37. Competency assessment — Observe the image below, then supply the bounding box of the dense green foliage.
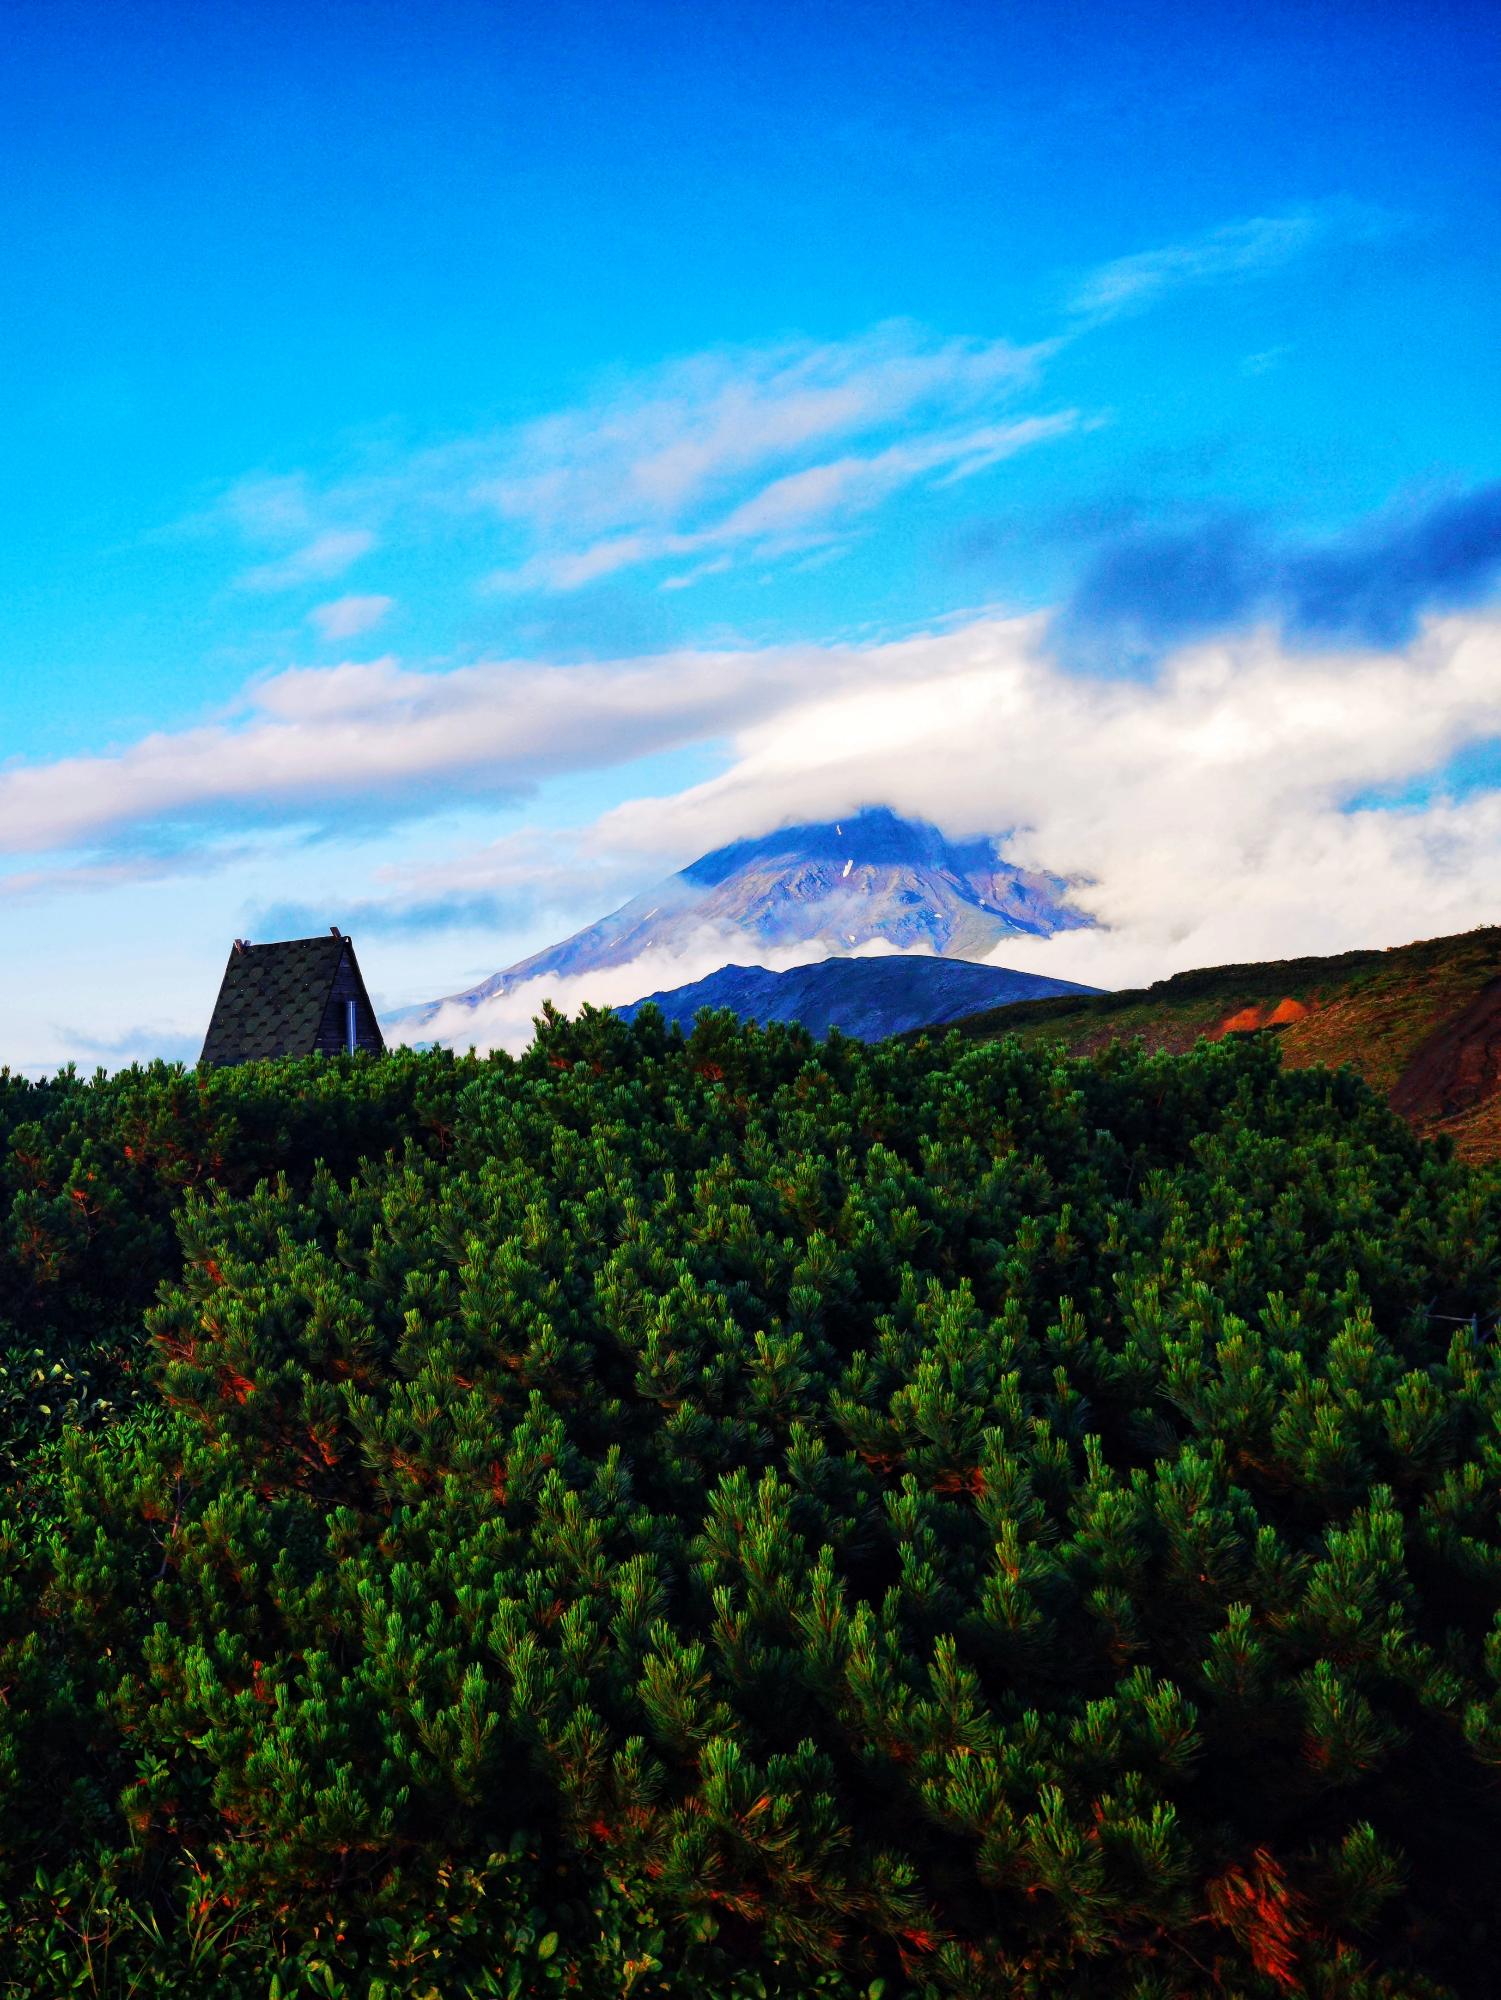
[0,1051,466,1463]
[3,1014,1500,1998]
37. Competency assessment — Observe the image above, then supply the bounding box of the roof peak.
[200,931,382,1068]
[233,930,351,952]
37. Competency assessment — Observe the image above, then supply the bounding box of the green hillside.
[927,925,1501,1162]
[2,1015,1500,1997]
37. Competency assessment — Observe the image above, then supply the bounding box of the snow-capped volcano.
[403,807,1088,1027]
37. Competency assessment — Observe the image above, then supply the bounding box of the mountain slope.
[617,953,1100,1042]
[926,924,1501,1161]
[406,807,1086,1025]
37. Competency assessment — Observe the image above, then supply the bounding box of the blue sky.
[3,0,1500,1063]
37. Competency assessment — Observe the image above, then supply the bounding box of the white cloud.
[987,788,1501,993]
[309,593,394,641]
[238,528,376,592]
[660,555,734,593]
[0,643,873,856]
[261,608,1501,1043]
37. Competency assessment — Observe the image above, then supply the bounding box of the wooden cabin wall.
[313,947,384,1057]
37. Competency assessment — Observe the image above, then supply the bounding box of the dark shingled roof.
[200,934,384,1067]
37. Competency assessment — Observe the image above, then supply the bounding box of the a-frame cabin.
[199,929,385,1067]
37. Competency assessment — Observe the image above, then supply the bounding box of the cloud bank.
[8,616,1501,987]
[577,611,1501,990]
[7,600,1500,1057]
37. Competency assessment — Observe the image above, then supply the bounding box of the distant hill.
[402,806,1087,1028]
[617,953,1101,1042]
[925,924,1501,1162]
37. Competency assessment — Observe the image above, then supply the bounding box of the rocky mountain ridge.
[616,953,1100,1042]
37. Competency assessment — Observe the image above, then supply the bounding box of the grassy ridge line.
[921,925,1501,1160]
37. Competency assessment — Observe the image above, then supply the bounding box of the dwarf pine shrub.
[1,1011,1498,1997]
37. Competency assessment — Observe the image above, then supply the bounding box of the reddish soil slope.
[1389,977,1501,1123]
[935,927,1501,1163]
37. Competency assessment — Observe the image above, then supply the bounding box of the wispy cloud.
[477,322,1052,533]
[1068,201,1389,323]
[0,854,204,901]
[1241,344,1292,377]
[660,555,733,593]
[238,528,375,592]
[371,824,650,918]
[460,324,1077,593]
[196,322,1074,602]
[0,833,271,901]
[484,411,1080,594]
[247,892,523,939]
[309,593,394,641]
[194,206,1386,608]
